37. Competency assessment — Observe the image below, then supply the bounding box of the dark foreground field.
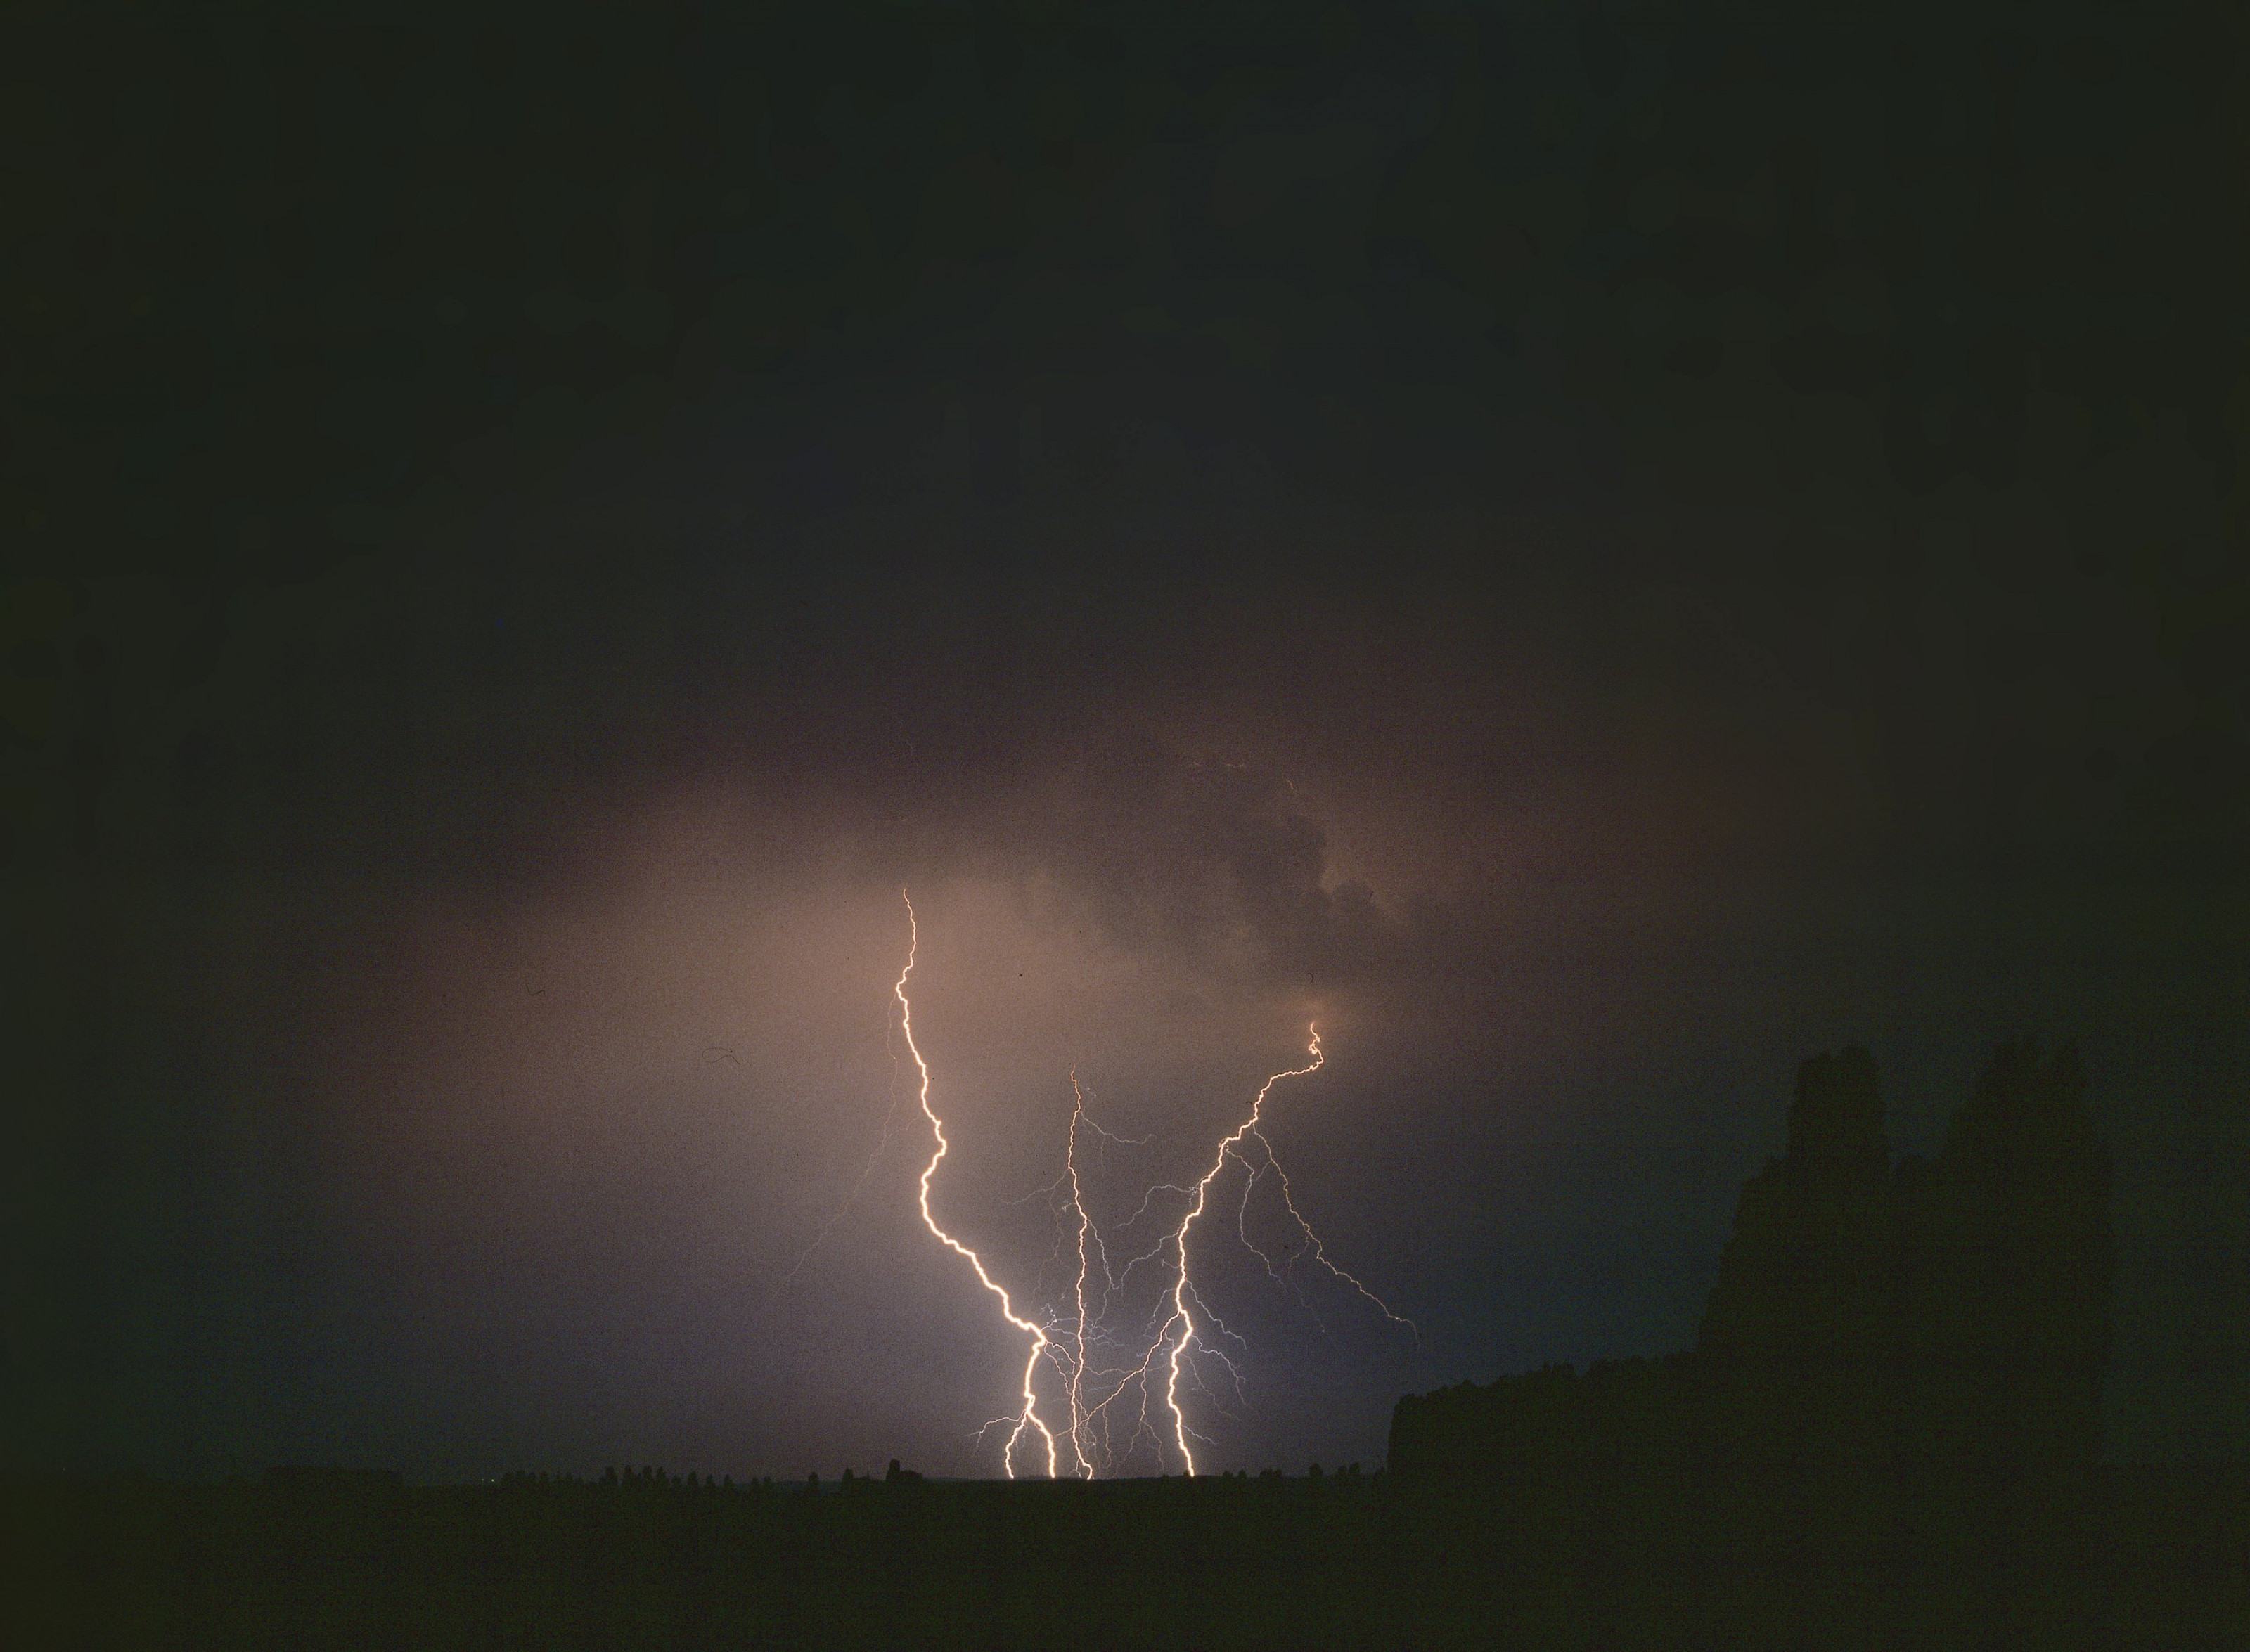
[9,1463,2245,1651]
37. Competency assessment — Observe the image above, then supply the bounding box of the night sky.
[8,2,2246,1484]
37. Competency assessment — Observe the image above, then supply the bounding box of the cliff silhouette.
[1389,1041,2119,1568]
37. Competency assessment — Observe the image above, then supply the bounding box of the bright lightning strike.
[896,893,1062,1479]
[1155,1027,1324,1476]
[1064,1072,1097,1478]
[877,894,1410,1480]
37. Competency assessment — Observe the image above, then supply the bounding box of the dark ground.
[8,1462,2247,1651]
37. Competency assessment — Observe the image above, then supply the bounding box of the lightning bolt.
[881,894,1410,1480]
[1119,1024,1418,1476]
[1063,1071,1099,1478]
[896,892,1062,1479]
[1147,1026,1325,1476]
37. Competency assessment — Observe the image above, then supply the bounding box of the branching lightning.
[875,891,1412,1480]
[896,893,1062,1478]
[1063,1071,1100,1478]
[1155,1028,1321,1476]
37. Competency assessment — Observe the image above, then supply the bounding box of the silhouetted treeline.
[8,1463,1408,1651]
[11,1454,2249,1650]
[1391,1043,2121,1566]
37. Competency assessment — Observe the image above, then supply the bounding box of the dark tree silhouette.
[1391,1040,2119,1575]
[1896,1040,2116,1560]
[1696,1046,1898,1547]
